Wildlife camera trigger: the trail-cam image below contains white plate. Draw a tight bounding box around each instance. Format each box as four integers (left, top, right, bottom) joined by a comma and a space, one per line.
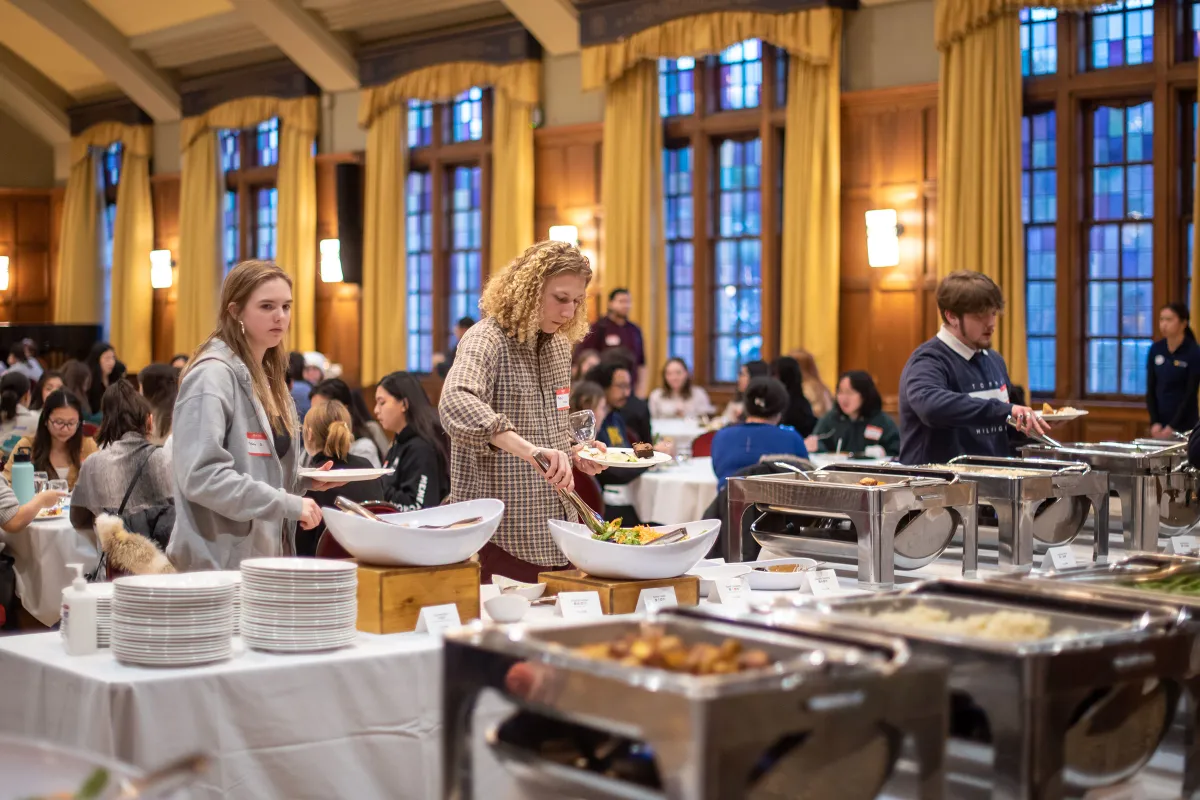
743, 558, 820, 591
241, 557, 359, 574
549, 518, 721, 580
299, 467, 392, 482
323, 498, 504, 567
577, 447, 673, 468
115, 573, 241, 591
1035, 409, 1088, 421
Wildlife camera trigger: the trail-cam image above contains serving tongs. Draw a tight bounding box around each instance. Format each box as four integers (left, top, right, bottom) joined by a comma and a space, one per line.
334, 496, 482, 529
1052, 559, 1200, 585
532, 450, 609, 536
1006, 415, 1064, 449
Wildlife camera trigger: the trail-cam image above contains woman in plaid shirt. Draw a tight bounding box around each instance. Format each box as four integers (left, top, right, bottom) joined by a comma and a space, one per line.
440, 241, 605, 583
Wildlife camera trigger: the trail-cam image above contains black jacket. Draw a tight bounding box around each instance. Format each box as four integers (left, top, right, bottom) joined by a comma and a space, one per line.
300, 453, 385, 557
781, 389, 816, 437
381, 427, 449, 511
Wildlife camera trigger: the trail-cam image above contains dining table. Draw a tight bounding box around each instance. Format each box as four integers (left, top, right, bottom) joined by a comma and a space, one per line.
0, 514, 100, 627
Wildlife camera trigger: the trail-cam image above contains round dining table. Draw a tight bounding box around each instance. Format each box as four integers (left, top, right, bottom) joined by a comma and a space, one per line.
0, 515, 100, 627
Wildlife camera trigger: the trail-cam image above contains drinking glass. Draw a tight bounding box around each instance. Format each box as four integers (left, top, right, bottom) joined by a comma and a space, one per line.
33, 471, 48, 494
49, 479, 68, 495
568, 410, 596, 444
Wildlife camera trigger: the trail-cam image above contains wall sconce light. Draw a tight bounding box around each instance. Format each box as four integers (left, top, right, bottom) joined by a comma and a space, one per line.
150, 250, 174, 289
0, 256, 9, 291
548, 225, 579, 245
320, 239, 343, 283
865, 209, 903, 268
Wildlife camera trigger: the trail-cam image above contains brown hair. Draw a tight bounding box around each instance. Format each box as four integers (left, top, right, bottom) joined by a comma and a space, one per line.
304, 399, 354, 461
185, 260, 295, 434
570, 380, 605, 415
936, 271, 1005, 326
96, 380, 152, 447
61, 359, 93, 417
479, 240, 592, 344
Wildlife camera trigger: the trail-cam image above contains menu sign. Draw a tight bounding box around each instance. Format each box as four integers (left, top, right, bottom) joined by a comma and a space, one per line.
415, 604, 462, 636
556, 591, 604, 619
636, 587, 678, 612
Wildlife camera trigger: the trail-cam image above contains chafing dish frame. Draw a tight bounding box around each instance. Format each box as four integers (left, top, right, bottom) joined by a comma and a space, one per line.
442, 608, 950, 800
727, 465, 978, 589
801, 577, 1196, 800
1021, 441, 1195, 552
936, 455, 1112, 572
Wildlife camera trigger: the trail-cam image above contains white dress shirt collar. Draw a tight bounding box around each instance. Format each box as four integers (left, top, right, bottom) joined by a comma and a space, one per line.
936, 325, 985, 361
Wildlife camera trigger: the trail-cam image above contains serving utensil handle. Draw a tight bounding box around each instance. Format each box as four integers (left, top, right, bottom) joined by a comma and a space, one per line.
335, 495, 387, 523
531, 450, 608, 536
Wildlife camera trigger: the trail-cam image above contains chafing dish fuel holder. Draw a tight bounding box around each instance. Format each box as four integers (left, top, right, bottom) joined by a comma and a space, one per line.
442, 608, 949, 800
727, 464, 978, 589
801, 577, 1195, 799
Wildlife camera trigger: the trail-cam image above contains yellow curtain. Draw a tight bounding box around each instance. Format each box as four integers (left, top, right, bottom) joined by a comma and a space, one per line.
360, 105, 406, 385
936, 7, 1027, 387
175, 130, 221, 355
54, 153, 100, 324
780, 30, 842, 384
599, 61, 666, 388
108, 126, 154, 371
936, 0, 1111, 46
177, 96, 319, 353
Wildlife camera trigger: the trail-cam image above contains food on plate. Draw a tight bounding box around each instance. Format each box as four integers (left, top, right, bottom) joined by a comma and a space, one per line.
591, 519, 688, 546
583, 446, 638, 463
26, 766, 110, 800
754, 564, 801, 573
572, 624, 774, 674
863, 603, 1061, 641
632, 442, 655, 459
1040, 403, 1081, 415
857, 477, 883, 487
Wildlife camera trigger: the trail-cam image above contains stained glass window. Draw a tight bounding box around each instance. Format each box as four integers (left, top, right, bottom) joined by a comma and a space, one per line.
448, 165, 483, 339
1020, 8, 1058, 76
1188, 100, 1197, 305
254, 187, 277, 261
255, 118, 279, 167
658, 57, 696, 117
102, 142, 122, 189
664, 146, 695, 367
1088, 1, 1154, 69
1086, 101, 1154, 395
716, 39, 762, 111
712, 138, 763, 383
101, 202, 116, 342
408, 100, 434, 149
406, 171, 434, 372
450, 87, 484, 143
223, 190, 239, 275
1023, 110, 1058, 394
1191, 1, 1200, 58
218, 129, 240, 172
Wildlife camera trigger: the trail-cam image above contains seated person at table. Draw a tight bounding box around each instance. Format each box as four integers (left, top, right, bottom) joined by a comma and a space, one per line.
649, 358, 715, 419
71, 382, 173, 535
299, 399, 385, 557
0, 475, 66, 533
373, 371, 449, 511
4, 389, 97, 490
712, 378, 809, 490
806, 371, 900, 457
570, 380, 608, 430
723, 360, 770, 423
771, 356, 817, 437
597, 348, 657, 445
0, 370, 38, 460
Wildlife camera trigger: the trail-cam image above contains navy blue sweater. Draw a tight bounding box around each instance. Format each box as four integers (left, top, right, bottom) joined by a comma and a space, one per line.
897, 335, 1016, 465
1146, 337, 1200, 431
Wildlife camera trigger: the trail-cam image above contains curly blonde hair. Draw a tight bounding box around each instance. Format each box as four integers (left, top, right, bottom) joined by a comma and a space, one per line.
479, 240, 592, 344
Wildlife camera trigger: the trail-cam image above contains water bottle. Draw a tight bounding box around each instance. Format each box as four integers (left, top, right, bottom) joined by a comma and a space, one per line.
10, 446, 33, 504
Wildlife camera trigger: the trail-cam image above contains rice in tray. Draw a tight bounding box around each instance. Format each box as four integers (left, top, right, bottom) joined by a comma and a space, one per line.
866, 604, 1058, 642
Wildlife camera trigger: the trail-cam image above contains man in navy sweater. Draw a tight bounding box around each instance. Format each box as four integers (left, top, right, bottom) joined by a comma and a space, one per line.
898, 271, 1050, 465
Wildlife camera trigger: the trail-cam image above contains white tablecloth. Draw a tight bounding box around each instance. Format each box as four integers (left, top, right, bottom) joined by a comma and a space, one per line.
0, 517, 100, 626
649, 418, 707, 448
0, 632, 442, 799
632, 457, 719, 525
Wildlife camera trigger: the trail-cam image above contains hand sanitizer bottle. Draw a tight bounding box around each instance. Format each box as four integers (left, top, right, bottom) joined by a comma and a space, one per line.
61, 563, 97, 655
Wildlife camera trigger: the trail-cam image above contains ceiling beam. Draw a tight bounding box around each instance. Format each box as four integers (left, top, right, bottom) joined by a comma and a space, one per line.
0, 45, 70, 145
8, 0, 180, 122
500, 0, 578, 55
226, 0, 358, 92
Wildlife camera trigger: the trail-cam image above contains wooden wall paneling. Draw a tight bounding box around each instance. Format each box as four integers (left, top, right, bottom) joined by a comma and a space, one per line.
151, 176, 180, 363
314, 154, 362, 388
0, 191, 54, 324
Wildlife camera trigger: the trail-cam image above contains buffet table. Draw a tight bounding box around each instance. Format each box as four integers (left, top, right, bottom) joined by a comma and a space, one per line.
0, 516, 100, 626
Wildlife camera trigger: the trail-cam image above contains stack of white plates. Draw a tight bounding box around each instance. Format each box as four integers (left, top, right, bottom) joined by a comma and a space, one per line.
239, 558, 358, 654
213, 571, 242, 634
59, 582, 115, 648
111, 573, 237, 667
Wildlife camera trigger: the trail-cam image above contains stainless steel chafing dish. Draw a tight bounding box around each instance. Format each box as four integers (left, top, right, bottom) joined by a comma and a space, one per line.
442, 608, 949, 800
920, 455, 1111, 572
792, 578, 1195, 799
1020, 440, 1197, 552
727, 464, 978, 589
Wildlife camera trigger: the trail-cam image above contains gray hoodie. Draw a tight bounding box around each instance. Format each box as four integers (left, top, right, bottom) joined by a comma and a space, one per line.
167, 339, 306, 571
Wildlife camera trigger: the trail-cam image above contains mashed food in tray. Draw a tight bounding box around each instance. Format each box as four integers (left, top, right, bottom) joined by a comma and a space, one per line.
865, 603, 1059, 642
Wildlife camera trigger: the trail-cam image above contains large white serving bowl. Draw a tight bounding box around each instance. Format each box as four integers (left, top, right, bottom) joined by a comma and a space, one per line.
548, 518, 721, 580
0, 735, 150, 799
322, 499, 504, 567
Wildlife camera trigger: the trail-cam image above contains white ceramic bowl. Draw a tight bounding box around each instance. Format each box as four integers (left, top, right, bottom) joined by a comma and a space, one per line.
492, 575, 546, 600
686, 560, 753, 596
743, 558, 819, 591
548, 518, 721, 580
322, 499, 503, 567
484, 593, 531, 623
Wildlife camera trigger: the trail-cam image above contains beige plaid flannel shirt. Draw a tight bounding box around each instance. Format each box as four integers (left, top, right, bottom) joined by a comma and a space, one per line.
439, 317, 576, 565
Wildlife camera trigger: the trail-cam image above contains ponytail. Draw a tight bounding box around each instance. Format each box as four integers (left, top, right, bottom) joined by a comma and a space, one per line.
303, 399, 354, 462
0, 371, 30, 423
324, 420, 353, 460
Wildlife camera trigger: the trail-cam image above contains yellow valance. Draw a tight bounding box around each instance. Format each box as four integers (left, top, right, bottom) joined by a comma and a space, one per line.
581, 8, 838, 90
935, 0, 1110, 49
180, 95, 318, 151
358, 60, 541, 129
69, 122, 152, 165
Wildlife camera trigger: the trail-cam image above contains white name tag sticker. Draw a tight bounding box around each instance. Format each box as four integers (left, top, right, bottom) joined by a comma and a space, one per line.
246, 432, 272, 457
415, 603, 462, 636
1171, 535, 1198, 555
808, 569, 842, 597
635, 586, 678, 613
864, 425, 883, 442
1042, 545, 1077, 572
556, 591, 604, 619
708, 576, 747, 605
555, 387, 570, 411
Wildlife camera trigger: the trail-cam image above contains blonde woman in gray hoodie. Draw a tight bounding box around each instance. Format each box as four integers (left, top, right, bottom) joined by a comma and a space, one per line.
167, 260, 340, 571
